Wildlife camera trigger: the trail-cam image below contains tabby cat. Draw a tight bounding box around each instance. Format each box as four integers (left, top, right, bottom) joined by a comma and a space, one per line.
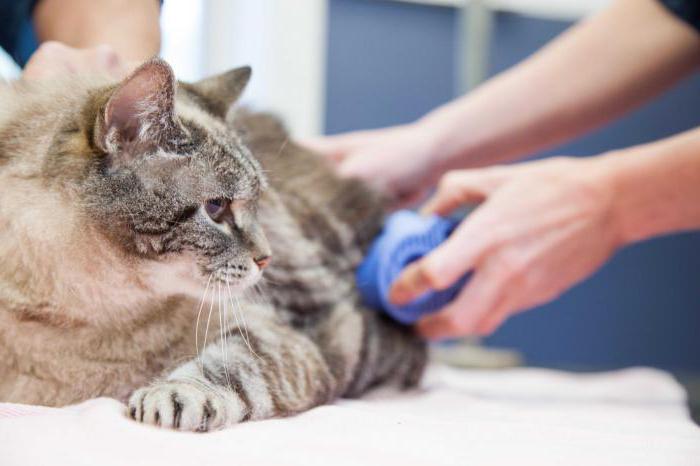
0, 59, 426, 431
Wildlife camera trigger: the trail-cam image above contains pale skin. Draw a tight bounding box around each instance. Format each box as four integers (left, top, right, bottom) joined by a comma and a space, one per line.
22, 0, 161, 80
307, 0, 700, 339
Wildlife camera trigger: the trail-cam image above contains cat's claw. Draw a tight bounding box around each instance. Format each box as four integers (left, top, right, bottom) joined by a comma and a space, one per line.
127, 381, 240, 432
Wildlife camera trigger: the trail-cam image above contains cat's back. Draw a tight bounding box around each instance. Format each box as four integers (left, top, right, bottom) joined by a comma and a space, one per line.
232, 110, 386, 255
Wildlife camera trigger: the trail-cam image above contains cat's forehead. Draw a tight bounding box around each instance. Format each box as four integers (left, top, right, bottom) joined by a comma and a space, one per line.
151, 108, 264, 200
97, 86, 264, 203
187, 131, 263, 199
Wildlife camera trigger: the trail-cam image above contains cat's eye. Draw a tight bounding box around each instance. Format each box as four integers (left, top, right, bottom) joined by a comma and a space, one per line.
204, 198, 229, 222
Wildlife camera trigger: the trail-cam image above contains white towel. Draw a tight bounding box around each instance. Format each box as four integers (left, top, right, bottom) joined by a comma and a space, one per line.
1, 365, 698, 466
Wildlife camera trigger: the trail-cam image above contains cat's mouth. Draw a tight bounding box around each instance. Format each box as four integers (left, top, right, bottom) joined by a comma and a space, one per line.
211, 259, 265, 290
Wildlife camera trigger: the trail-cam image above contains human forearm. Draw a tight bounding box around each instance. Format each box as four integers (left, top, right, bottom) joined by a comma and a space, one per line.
33, 0, 161, 62
602, 127, 700, 245
421, 0, 700, 171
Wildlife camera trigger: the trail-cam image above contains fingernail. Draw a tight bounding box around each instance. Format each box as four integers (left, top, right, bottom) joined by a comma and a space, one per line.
416, 319, 441, 340
415, 319, 431, 335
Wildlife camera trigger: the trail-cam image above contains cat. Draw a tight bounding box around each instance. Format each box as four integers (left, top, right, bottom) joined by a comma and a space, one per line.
0, 59, 426, 431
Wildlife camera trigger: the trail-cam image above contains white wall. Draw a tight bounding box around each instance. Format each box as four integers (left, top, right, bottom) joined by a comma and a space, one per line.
0, 48, 19, 81
161, 0, 327, 138
160, 0, 207, 82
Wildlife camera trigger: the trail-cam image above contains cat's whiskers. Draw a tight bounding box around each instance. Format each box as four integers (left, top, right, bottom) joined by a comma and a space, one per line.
200, 278, 217, 371
222, 289, 234, 390
233, 293, 256, 356
217, 282, 232, 390
225, 280, 262, 361
225, 284, 249, 356
275, 138, 289, 158
194, 272, 213, 370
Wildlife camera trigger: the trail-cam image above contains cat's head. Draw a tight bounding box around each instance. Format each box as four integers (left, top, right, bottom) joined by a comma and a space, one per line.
78, 59, 271, 297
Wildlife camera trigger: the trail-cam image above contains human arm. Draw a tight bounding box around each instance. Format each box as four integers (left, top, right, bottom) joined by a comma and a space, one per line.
308, 0, 700, 202
387, 126, 700, 339
32, 0, 160, 63
22, 0, 161, 80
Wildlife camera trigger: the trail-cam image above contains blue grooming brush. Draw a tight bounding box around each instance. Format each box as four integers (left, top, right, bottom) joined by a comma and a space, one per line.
356, 210, 471, 324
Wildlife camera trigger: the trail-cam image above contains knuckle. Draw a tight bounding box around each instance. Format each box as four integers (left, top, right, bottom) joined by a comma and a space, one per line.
92, 46, 120, 65
93, 44, 117, 58
492, 250, 527, 283
420, 261, 451, 290
439, 171, 461, 192
94, 43, 114, 53
37, 41, 67, 56
442, 312, 463, 331
454, 316, 477, 334
520, 267, 546, 293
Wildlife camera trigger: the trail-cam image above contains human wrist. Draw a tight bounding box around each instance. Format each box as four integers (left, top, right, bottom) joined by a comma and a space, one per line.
581, 151, 639, 247
415, 106, 473, 177
595, 141, 700, 246
404, 114, 449, 183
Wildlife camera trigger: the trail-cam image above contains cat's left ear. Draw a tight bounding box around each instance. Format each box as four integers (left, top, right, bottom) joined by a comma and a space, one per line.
187, 66, 251, 120
96, 59, 177, 154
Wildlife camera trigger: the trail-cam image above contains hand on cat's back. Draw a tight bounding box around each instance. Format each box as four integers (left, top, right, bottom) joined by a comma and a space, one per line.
302, 124, 440, 207
23, 42, 127, 81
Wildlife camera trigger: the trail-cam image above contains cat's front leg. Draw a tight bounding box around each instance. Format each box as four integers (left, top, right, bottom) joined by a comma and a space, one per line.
128, 320, 336, 432
128, 379, 245, 431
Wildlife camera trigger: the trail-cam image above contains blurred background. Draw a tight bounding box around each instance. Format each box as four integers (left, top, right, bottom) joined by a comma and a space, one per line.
3, 0, 699, 375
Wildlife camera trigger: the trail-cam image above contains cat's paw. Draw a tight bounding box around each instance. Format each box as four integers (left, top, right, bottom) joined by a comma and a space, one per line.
127, 381, 244, 432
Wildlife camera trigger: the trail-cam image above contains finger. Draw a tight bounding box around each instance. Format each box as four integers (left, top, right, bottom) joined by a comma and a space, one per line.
90, 45, 126, 78
298, 137, 342, 157
337, 151, 382, 180
299, 130, 380, 160
416, 258, 509, 340
474, 302, 512, 336
420, 169, 505, 216
392, 188, 430, 210
388, 220, 489, 305
388, 261, 434, 306
475, 285, 559, 335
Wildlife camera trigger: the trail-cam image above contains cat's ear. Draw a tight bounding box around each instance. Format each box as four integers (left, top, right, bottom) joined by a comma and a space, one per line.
188, 66, 251, 119
96, 59, 177, 154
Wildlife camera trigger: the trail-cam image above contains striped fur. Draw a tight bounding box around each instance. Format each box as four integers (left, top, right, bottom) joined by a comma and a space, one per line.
0, 60, 426, 430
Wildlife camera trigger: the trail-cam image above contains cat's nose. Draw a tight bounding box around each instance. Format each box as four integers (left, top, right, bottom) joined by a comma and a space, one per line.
254, 255, 271, 270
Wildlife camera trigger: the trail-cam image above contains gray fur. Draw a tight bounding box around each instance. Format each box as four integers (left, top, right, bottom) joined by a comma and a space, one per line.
0, 59, 425, 430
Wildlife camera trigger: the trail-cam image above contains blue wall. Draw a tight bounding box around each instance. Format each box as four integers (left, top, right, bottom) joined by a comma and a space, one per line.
326, 0, 458, 133
326, 0, 700, 371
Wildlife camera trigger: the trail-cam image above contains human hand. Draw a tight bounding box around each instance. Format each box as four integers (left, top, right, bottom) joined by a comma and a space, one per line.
23, 42, 127, 81
303, 123, 442, 206
388, 156, 623, 339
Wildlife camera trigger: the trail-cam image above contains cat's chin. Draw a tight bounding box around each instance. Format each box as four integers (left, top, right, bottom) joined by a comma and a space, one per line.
141, 255, 264, 302
142, 256, 211, 299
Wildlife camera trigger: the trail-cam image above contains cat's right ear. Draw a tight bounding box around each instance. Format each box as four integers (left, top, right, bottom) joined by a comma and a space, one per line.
95, 59, 177, 158
187, 66, 251, 120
